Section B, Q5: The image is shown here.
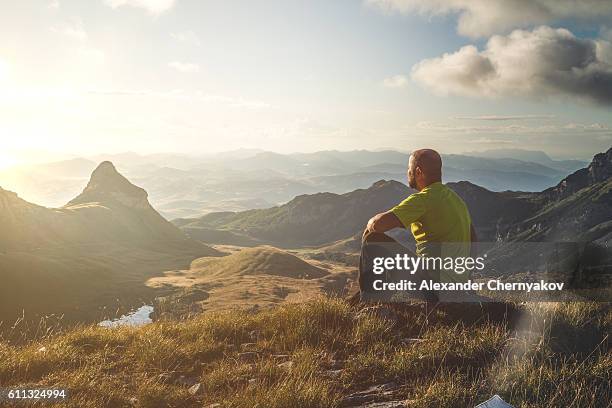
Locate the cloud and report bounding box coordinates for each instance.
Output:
[167,61,200,73]
[451,115,555,121]
[466,137,515,145]
[104,0,176,15]
[365,0,612,37]
[51,19,88,42]
[170,31,200,46]
[412,26,612,106]
[48,0,60,9]
[416,120,611,135]
[382,75,409,88]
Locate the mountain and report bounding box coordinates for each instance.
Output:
[450,147,612,244]
[178,147,612,256]
[446,181,539,241]
[1,150,589,219]
[0,162,219,326]
[176,180,412,248]
[463,148,587,173]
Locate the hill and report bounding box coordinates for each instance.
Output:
[451,147,612,244]
[146,247,353,317]
[176,180,412,248]
[0,162,219,327]
[0,298,608,407]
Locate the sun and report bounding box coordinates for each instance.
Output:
[0,153,18,170]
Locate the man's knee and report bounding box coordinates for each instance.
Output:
[362,230,395,245]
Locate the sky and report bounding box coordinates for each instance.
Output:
[0,0,611,168]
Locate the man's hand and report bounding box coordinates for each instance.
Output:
[365,211,404,234]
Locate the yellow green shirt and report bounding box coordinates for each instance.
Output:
[391,182,472,260]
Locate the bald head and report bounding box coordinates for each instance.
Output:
[408,149,442,190]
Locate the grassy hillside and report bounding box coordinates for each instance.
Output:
[146,247,353,317]
[0,162,220,327]
[1,298,609,408]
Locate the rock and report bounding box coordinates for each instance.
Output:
[358,401,407,408]
[238,352,258,362]
[188,383,204,396]
[248,378,257,386]
[37,346,47,353]
[277,361,293,370]
[128,397,138,406]
[340,382,400,407]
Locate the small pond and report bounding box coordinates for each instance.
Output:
[99,305,154,328]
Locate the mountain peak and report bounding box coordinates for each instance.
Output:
[544,146,612,201]
[589,147,612,183]
[67,161,149,209]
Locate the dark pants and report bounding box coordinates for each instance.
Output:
[358,230,438,303]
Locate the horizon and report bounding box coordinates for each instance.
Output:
[0,145,602,171]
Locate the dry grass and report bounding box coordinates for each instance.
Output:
[0,298,609,408]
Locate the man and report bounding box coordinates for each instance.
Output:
[356,148,476,302]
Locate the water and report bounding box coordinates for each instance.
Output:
[99,305,154,328]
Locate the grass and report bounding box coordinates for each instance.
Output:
[0,298,609,408]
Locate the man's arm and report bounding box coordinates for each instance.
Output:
[365,211,404,234]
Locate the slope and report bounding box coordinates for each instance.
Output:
[0,162,220,326]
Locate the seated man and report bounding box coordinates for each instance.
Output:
[356,148,477,303]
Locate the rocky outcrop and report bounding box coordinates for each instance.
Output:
[543,147,612,201]
[67,161,150,209]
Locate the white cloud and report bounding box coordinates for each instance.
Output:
[465,137,515,145]
[51,19,88,42]
[366,0,612,38]
[104,0,176,15]
[451,115,555,121]
[412,26,612,106]
[416,120,611,135]
[170,31,200,46]
[48,0,60,10]
[382,75,409,88]
[167,61,200,73]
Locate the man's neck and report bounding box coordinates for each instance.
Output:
[417,180,441,191]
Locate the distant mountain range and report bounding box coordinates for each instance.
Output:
[0,149,587,219]
[0,162,219,325]
[177,147,612,252]
[176,180,412,248]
